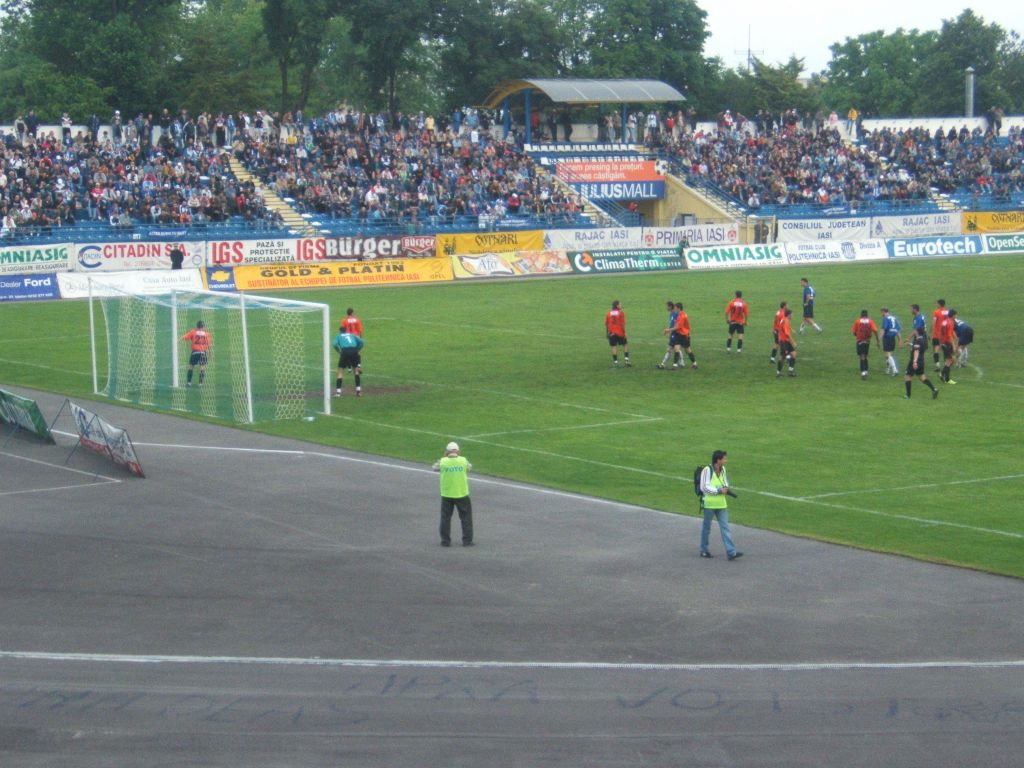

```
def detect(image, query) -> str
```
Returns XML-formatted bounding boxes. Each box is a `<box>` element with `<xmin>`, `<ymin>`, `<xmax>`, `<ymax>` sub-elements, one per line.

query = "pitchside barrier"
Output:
<box><xmin>0</xmin><ymin>388</ymin><xmax>56</xmax><ymax>446</ymax></box>
<box><xmin>51</xmin><ymin>399</ymin><xmax>146</xmax><ymax>478</ymax></box>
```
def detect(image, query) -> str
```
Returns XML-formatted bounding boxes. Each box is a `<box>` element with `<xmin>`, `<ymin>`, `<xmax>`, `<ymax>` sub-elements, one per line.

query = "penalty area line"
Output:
<box><xmin>2</xmin><ymin>650</ymin><xmax>1023</xmax><ymax>673</ymax></box>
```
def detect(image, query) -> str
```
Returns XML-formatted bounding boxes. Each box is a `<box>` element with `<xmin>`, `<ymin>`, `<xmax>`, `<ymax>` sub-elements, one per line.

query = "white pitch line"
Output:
<box><xmin>328</xmin><ymin>413</ymin><xmax>680</xmax><ymax>479</ymax></box>
<box><xmin>1</xmin><ymin>649</ymin><xmax>1023</xmax><ymax>672</ymax></box>
<box><xmin>466</xmin><ymin>417</ymin><xmax>662</xmax><ymax>439</ymax></box>
<box><xmin>0</xmin><ymin>358</ymin><xmax>89</xmax><ymax>377</ymax></box>
<box><xmin>744</xmin><ymin>489</ymin><xmax>1024</xmax><ymax>540</ymax></box>
<box><xmin>802</xmin><ymin>473</ymin><xmax>1024</xmax><ymax>500</ymax></box>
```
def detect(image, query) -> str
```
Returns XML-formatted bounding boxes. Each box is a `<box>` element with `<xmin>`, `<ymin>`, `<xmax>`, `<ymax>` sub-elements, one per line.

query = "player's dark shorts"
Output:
<box><xmin>607</xmin><ymin>334</ymin><xmax>627</xmax><ymax>346</ymax></box>
<box><xmin>882</xmin><ymin>336</ymin><xmax>897</xmax><ymax>352</ymax></box>
<box><xmin>728</xmin><ymin>322</ymin><xmax>745</xmax><ymax>334</ymax></box>
<box><xmin>856</xmin><ymin>340</ymin><xmax>870</xmax><ymax>356</ymax></box>
<box><xmin>958</xmin><ymin>329</ymin><xmax>974</xmax><ymax>345</ymax></box>
<box><xmin>779</xmin><ymin>340</ymin><xmax>795</xmax><ymax>357</ymax></box>
<box><xmin>677</xmin><ymin>335</ymin><xmax>691</xmax><ymax>348</ymax></box>
<box><xmin>772</xmin><ymin>330</ymin><xmax>780</xmax><ymax>344</ymax></box>
<box><xmin>338</xmin><ymin>349</ymin><xmax>361</xmax><ymax>369</ymax></box>
<box><xmin>189</xmin><ymin>351</ymin><xmax>207</xmax><ymax>366</ymax></box>
<box><xmin>931</xmin><ymin>336</ymin><xmax>941</xmax><ymax>347</ymax></box>
<box><xmin>906</xmin><ymin>361</ymin><xmax>925</xmax><ymax>376</ymax></box>
<box><xmin>803</xmin><ymin>304</ymin><xmax>814</xmax><ymax>318</ymax></box>
<box><xmin>669</xmin><ymin>331</ymin><xmax>683</xmax><ymax>347</ymax></box>
<box><xmin>941</xmin><ymin>342</ymin><xmax>954</xmax><ymax>360</ymax></box>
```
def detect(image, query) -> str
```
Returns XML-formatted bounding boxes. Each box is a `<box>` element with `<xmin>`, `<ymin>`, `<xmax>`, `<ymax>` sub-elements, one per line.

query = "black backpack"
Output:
<box><xmin>693</xmin><ymin>465</ymin><xmax>706</xmax><ymax>498</ymax></box>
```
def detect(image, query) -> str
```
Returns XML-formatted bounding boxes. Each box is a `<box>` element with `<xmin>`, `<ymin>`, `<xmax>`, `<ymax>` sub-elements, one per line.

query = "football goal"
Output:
<box><xmin>89</xmin><ymin>283</ymin><xmax>331</xmax><ymax>422</ymax></box>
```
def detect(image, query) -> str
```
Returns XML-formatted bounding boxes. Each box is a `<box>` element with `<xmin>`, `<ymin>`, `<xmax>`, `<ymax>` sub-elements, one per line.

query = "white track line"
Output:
<box><xmin>1</xmin><ymin>649</ymin><xmax>1023</xmax><ymax>672</ymax></box>
<box><xmin>0</xmin><ymin>481</ymin><xmax>120</xmax><ymax>497</ymax></box>
<box><xmin>0</xmin><ymin>450</ymin><xmax>122</xmax><ymax>484</ymax></box>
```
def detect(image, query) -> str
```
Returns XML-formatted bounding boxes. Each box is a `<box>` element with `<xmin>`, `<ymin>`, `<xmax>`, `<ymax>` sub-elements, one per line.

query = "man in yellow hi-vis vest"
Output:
<box><xmin>433</xmin><ymin>441</ymin><xmax>473</xmax><ymax>547</ymax></box>
<box><xmin>699</xmin><ymin>450</ymin><xmax>742</xmax><ymax>560</ymax></box>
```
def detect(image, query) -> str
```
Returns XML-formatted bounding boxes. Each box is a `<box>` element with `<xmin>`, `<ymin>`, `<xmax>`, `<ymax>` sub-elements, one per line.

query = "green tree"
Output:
<box><xmin>1</xmin><ymin>0</ymin><xmax>181</xmax><ymax>117</ymax></box>
<box><xmin>913</xmin><ymin>10</ymin><xmax>1007</xmax><ymax>116</ymax></box>
<box><xmin>585</xmin><ymin>0</ymin><xmax>707</xmax><ymax>92</ymax></box>
<box><xmin>262</xmin><ymin>0</ymin><xmax>346</xmax><ymax>114</ymax></box>
<box><xmin>823</xmin><ymin>29</ymin><xmax>936</xmax><ymax>117</ymax></box>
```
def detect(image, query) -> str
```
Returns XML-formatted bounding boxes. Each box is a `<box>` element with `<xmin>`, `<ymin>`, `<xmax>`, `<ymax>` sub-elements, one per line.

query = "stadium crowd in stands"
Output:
<box><xmin>646</xmin><ymin>107</ymin><xmax>1022</xmax><ymax>212</ymax></box>
<box><xmin>1</xmin><ymin>102</ymin><xmax>1019</xmax><ymax>240</ymax></box>
<box><xmin>0</xmin><ymin>108</ymin><xmax>282</xmax><ymax>239</ymax></box>
<box><xmin>232</xmin><ymin>106</ymin><xmax>585</xmax><ymax>230</ymax></box>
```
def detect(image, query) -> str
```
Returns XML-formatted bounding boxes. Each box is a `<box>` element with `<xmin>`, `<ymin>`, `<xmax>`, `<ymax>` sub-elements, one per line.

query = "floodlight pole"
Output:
<box><xmin>322</xmin><ymin>303</ymin><xmax>331</xmax><ymax>416</ymax></box>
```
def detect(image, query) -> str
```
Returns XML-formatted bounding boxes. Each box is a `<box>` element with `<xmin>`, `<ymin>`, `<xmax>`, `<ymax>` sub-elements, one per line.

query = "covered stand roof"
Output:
<box><xmin>481</xmin><ymin>78</ymin><xmax>685</xmax><ymax>109</ymax></box>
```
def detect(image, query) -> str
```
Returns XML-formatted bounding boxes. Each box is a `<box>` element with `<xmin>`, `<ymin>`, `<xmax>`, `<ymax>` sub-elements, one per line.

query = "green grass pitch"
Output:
<box><xmin>2</xmin><ymin>254</ymin><xmax>1022</xmax><ymax>577</ymax></box>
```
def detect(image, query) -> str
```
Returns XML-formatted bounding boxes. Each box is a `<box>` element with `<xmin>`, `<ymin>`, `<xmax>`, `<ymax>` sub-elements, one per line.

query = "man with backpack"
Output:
<box><xmin>696</xmin><ymin>450</ymin><xmax>742</xmax><ymax>560</ymax></box>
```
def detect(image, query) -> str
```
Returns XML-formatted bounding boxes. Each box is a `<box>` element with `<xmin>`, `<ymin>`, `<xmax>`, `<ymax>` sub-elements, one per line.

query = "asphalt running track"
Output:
<box><xmin>1</xmin><ymin>386</ymin><xmax>1022</xmax><ymax>767</ymax></box>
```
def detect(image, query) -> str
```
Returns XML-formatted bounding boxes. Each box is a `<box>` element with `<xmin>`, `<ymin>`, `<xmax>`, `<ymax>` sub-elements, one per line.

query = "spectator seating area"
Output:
<box><xmin>2</xmin><ymin>106</ymin><xmax>1020</xmax><ymax>244</ymax></box>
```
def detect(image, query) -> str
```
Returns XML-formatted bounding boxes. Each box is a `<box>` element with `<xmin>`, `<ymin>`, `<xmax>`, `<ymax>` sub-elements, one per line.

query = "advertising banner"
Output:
<box><xmin>436</xmin><ymin>231</ymin><xmax>545</xmax><ymax>257</ymax></box>
<box><xmin>557</xmin><ymin>160</ymin><xmax>665</xmax><ymax>200</ymax></box>
<box><xmin>543</xmin><ymin>224</ymin><xmax>740</xmax><ymax>251</ymax></box>
<box><xmin>74</xmin><ymin>241</ymin><xmax>205</xmax><ymax>272</ymax></box>
<box><xmin>886</xmin><ymin>235</ymin><xmax>985</xmax><ymax>259</ymax></box>
<box><xmin>69</xmin><ymin>400</ymin><xmax>145</xmax><ymax>477</ymax></box>
<box><xmin>778</xmin><ymin>217</ymin><xmax>871</xmax><ymax>242</ymax></box>
<box><xmin>870</xmin><ymin>212</ymin><xmax>959</xmax><ymax>239</ymax></box>
<box><xmin>0</xmin><ymin>273</ymin><xmax>61</xmax><ymax>302</ymax></box>
<box><xmin>205</xmin><ymin>266</ymin><xmax>238</xmax><ymax>292</ymax></box>
<box><xmin>327</xmin><ymin>235</ymin><xmax>401</xmax><ymax>260</ymax></box>
<box><xmin>230</xmin><ymin>258</ymin><xmax>454</xmax><ymax>290</ymax></box>
<box><xmin>683</xmin><ymin>244</ymin><xmax>787</xmax><ymax>271</ymax></box>
<box><xmin>0</xmin><ymin>243</ymin><xmax>73</xmax><ymax>275</ymax></box>
<box><xmin>0</xmin><ymin>389</ymin><xmax>55</xmax><ymax>443</ymax></box>
<box><xmin>784</xmin><ymin>240</ymin><xmax>889</xmax><ymax>264</ymax></box>
<box><xmin>984</xmin><ymin>232</ymin><xmax>1024</xmax><ymax>254</ymax></box>
<box><xmin>567</xmin><ymin>249</ymin><xmax>685</xmax><ymax>274</ymax></box>
<box><xmin>963</xmin><ymin>211</ymin><xmax>1024</xmax><ymax>233</ymax></box>
<box><xmin>57</xmin><ymin>269</ymin><xmax>204</xmax><ymax>299</ymax></box>
<box><xmin>451</xmin><ymin>251</ymin><xmax>570</xmax><ymax>279</ymax></box>
<box><xmin>207</xmin><ymin>238</ymin><xmax>326</xmax><ymax>266</ymax></box>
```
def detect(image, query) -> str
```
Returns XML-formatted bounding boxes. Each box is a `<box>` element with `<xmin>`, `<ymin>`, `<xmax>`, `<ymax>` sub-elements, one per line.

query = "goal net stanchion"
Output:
<box><xmin>89</xmin><ymin>281</ymin><xmax>331</xmax><ymax>423</ymax></box>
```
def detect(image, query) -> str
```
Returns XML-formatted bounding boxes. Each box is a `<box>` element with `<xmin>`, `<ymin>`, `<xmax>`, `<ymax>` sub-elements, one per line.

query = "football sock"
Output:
<box><xmin>187</xmin><ymin>369</ymin><xmax>193</xmax><ymax>384</ymax></box>
<box><xmin>336</xmin><ymin>377</ymin><xmax>343</xmax><ymax>389</ymax></box>
<box><xmin>905</xmin><ymin>381</ymin><xmax>912</xmax><ymax>396</ymax></box>
<box><xmin>737</xmin><ymin>340</ymin><xmax>743</xmax><ymax>350</ymax></box>
<box><xmin>688</xmin><ymin>352</ymin><xmax>695</xmax><ymax>363</ymax></box>
<box><xmin>925</xmin><ymin>379</ymin><xmax>936</xmax><ymax>392</ymax></box>
<box><xmin>354</xmin><ymin>373</ymin><xmax>361</xmax><ymax>388</ymax></box>
<box><xmin>198</xmin><ymin>370</ymin><xmax>205</xmax><ymax>384</ymax></box>
<box><xmin>726</xmin><ymin>339</ymin><xmax>732</xmax><ymax>349</ymax></box>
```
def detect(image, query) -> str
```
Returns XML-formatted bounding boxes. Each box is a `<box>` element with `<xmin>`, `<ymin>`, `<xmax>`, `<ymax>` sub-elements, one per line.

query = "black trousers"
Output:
<box><xmin>440</xmin><ymin>496</ymin><xmax>473</xmax><ymax>544</ymax></box>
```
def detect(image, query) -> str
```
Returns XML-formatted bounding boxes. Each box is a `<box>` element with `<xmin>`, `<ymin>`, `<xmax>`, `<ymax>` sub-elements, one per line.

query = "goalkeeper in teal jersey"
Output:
<box><xmin>332</xmin><ymin>330</ymin><xmax>364</xmax><ymax>397</ymax></box>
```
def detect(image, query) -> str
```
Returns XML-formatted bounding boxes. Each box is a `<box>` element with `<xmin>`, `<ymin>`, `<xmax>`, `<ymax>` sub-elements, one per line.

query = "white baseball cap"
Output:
<box><xmin>446</xmin><ymin>442</ymin><xmax>459</xmax><ymax>453</ymax></box>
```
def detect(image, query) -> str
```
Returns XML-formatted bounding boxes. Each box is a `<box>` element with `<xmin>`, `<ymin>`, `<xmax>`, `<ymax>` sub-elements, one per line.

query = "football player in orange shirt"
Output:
<box><xmin>180</xmin><ymin>320</ymin><xmax>212</xmax><ymax>387</ymax></box>
<box><xmin>664</xmin><ymin>302</ymin><xmax>697</xmax><ymax>369</ymax></box>
<box><xmin>604</xmin><ymin>300</ymin><xmax>630</xmax><ymax>366</ymax></box>
<box><xmin>724</xmin><ymin>290</ymin><xmax>749</xmax><ymax>353</ymax></box>
<box><xmin>930</xmin><ymin>298</ymin><xmax>948</xmax><ymax>371</ymax></box>
<box><xmin>851</xmin><ymin>309</ymin><xmax>881</xmax><ymax>379</ymax></box>
<box><xmin>936</xmin><ymin>308</ymin><xmax>960</xmax><ymax>384</ymax></box>
<box><xmin>340</xmin><ymin>307</ymin><xmax>363</xmax><ymax>336</ymax></box>
<box><xmin>770</xmin><ymin>301</ymin><xmax>787</xmax><ymax>363</ymax></box>
<box><xmin>776</xmin><ymin>307</ymin><xmax>797</xmax><ymax>377</ymax></box>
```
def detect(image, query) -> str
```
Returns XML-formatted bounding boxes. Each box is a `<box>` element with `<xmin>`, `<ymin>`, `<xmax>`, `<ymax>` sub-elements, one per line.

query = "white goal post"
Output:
<box><xmin>89</xmin><ymin>282</ymin><xmax>331</xmax><ymax>422</ymax></box>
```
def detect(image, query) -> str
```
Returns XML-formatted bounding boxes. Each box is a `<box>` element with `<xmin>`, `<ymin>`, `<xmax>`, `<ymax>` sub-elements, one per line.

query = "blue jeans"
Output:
<box><xmin>701</xmin><ymin>505</ymin><xmax>736</xmax><ymax>556</ymax></box>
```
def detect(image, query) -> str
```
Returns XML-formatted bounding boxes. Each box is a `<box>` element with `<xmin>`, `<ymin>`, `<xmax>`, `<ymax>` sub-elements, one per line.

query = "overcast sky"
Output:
<box><xmin>701</xmin><ymin>2</ymin><xmax>1021</xmax><ymax>75</ymax></box>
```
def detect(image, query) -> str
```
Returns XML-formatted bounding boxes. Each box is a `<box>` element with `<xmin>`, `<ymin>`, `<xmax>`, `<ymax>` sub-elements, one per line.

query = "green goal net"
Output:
<box><xmin>89</xmin><ymin>284</ymin><xmax>331</xmax><ymax>422</ymax></box>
